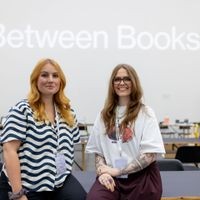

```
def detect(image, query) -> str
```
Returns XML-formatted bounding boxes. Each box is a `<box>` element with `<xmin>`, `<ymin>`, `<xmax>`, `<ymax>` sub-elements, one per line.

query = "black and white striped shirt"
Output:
<box><xmin>0</xmin><ymin>99</ymin><xmax>80</xmax><ymax>192</ymax></box>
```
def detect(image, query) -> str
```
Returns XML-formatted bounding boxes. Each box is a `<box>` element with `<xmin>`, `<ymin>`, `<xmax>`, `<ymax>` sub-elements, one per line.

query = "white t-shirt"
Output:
<box><xmin>86</xmin><ymin>105</ymin><xmax>165</xmax><ymax>167</ymax></box>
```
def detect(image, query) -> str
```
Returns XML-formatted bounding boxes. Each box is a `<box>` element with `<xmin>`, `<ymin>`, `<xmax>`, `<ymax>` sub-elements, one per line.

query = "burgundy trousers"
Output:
<box><xmin>87</xmin><ymin>161</ymin><xmax>162</xmax><ymax>200</ymax></box>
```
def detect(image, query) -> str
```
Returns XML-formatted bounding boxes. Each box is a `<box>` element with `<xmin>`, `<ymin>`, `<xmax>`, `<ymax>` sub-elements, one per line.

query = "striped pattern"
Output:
<box><xmin>0</xmin><ymin>99</ymin><xmax>80</xmax><ymax>192</ymax></box>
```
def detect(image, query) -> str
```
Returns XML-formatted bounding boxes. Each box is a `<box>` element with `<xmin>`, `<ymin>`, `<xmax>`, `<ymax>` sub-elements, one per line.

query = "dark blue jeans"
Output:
<box><xmin>0</xmin><ymin>172</ymin><xmax>86</xmax><ymax>200</ymax></box>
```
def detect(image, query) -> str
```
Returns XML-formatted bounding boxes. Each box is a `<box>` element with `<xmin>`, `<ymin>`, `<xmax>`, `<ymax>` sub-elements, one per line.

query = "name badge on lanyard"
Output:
<box><xmin>54</xmin><ymin>105</ymin><xmax>66</xmax><ymax>175</ymax></box>
<box><xmin>55</xmin><ymin>153</ymin><xmax>67</xmax><ymax>175</ymax></box>
<box><xmin>114</xmin><ymin>157</ymin><xmax>128</xmax><ymax>178</ymax></box>
<box><xmin>115</xmin><ymin>116</ymin><xmax>128</xmax><ymax>178</ymax></box>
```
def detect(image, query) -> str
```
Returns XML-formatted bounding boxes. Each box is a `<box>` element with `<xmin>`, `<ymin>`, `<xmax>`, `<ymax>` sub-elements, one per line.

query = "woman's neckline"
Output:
<box><xmin>116</xmin><ymin>105</ymin><xmax>127</xmax><ymax>120</ymax></box>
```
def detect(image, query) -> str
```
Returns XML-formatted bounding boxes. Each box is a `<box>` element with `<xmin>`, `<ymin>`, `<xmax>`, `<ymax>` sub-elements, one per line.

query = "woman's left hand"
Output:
<box><xmin>98</xmin><ymin>173</ymin><xmax>116</xmax><ymax>192</ymax></box>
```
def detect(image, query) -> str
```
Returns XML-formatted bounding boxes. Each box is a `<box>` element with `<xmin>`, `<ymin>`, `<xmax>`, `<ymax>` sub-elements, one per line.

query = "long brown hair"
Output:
<box><xmin>101</xmin><ymin>64</ymin><xmax>143</xmax><ymax>133</ymax></box>
<box><xmin>28</xmin><ymin>58</ymin><xmax>74</xmax><ymax>126</ymax></box>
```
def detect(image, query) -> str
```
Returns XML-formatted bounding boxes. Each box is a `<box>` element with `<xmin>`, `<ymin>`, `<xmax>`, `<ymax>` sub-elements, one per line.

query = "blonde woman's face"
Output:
<box><xmin>37</xmin><ymin>63</ymin><xmax>61</xmax><ymax>98</ymax></box>
<box><xmin>113</xmin><ymin>68</ymin><xmax>132</xmax><ymax>99</ymax></box>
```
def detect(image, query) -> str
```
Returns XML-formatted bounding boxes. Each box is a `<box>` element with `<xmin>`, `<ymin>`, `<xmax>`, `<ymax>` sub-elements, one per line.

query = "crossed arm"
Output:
<box><xmin>95</xmin><ymin>152</ymin><xmax>157</xmax><ymax>192</ymax></box>
<box><xmin>95</xmin><ymin>152</ymin><xmax>157</xmax><ymax>177</ymax></box>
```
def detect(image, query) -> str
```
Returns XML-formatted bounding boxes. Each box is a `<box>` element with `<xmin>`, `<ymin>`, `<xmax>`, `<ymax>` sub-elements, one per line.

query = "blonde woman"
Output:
<box><xmin>0</xmin><ymin>59</ymin><xmax>86</xmax><ymax>200</ymax></box>
<box><xmin>86</xmin><ymin>64</ymin><xmax>165</xmax><ymax>200</ymax></box>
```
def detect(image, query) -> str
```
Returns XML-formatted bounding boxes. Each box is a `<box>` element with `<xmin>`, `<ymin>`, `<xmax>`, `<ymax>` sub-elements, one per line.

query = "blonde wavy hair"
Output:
<box><xmin>101</xmin><ymin>64</ymin><xmax>143</xmax><ymax>133</ymax></box>
<box><xmin>28</xmin><ymin>58</ymin><xmax>74</xmax><ymax>127</ymax></box>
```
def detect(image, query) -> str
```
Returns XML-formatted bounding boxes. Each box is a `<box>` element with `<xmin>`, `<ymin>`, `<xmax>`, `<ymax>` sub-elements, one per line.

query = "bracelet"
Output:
<box><xmin>8</xmin><ymin>188</ymin><xmax>27</xmax><ymax>200</ymax></box>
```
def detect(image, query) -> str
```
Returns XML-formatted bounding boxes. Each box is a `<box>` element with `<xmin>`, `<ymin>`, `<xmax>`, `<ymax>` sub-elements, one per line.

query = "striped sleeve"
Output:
<box><xmin>1</xmin><ymin>102</ymin><xmax>27</xmax><ymax>143</ymax></box>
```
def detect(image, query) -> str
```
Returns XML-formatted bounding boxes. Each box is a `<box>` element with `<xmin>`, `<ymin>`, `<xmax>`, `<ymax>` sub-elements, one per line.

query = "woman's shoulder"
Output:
<box><xmin>10</xmin><ymin>99</ymin><xmax>31</xmax><ymax>113</ymax></box>
<box><xmin>69</xmin><ymin>107</ymin><xmax>77</xmax><ymax>118</ymax></box>
<box><xmin>15</xmin><ymin>99</ymin><xmax>29</xmax><ymax>106</ymax></box>
<box><xmin>70</xmin><ymin>107</ymin><xmax>75</xmax><ymax>113</ymax></box>
<box><xmin>14</xmin><ymin>99</ymin><xmax>29</xmax><ymax>107</ymax></box>
<box><xmin>96</xmin><ymin>111</ymin><xmax>104</xmax><ymax>122</ymax></box>
<box><xmin>140</xmin><ymin>104</ymin><xmax>156</xmax><ymax>118</ymax></box>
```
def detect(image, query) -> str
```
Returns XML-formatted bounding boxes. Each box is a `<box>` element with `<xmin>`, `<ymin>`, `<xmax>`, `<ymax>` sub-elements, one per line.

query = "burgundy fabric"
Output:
<box><xmin>86</xmin><ymin>161</ymin><xmax>162</xmax><ymax>200</ymax></box>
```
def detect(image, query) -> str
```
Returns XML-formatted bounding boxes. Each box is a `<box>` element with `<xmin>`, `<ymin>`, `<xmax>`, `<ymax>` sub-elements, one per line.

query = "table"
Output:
<box><xmin>164</xmin><ymin>137</ymin><xmax>200</xmax><ymax>151</ymax></box>
<box><xmin>163</xmin><ymin>138</ymin><xmax>200</xmax><ymax>145</ymax></box>
<box><xmin>73</xmin><ymin>171</ymin><xmax>200</xmax><ymax>198</ymax></box>
<box><xmin>163</xmin><ymin>137</ymin><xmax>200</xmax><ymax>159</ymax></box>
<box><xmin>160</xmin><ymin>123</ymin><xmax>195</xmax><ymax>138</ymax></box>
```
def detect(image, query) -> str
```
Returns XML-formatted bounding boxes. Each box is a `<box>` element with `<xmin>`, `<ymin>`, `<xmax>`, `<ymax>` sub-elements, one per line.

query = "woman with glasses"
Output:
<box><xmin>86</xmin><ymin>64</ymin><xmax>165</xmax><ymax>200</ymax></box>
<box><xmin>0</xmin><ymin>58</ymin><xmax>86</xmax><ymax>200</ymax></box>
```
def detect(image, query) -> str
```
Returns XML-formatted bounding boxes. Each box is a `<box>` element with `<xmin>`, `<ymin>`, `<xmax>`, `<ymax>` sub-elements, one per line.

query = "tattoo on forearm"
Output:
<box><xmin>121</xmin><ymin>153</ymin><xmax>157</xmax><ymax>175</ymax></box>
<box><xmin>95</xmin><ymin>154</ymin><xmax>106</xmax><ymax>175</ymax></box>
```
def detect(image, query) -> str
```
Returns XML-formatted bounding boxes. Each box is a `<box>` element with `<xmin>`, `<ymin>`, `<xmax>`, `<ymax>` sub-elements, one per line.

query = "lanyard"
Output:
<box><xmin>54</xmin><ymin>105</ymin><xmax>61</xmax><ymax>152</ymax></box>
<box><xmin>115</xmin><ymin>106</ymin><xmax>128</xmax><ymax>157</ymax></box>
<box><xmin>55</xmin><ymin>105</ymin><xmax>60</xmax><ymax>133</ymax></box>
<box><xmin>115</xmin><ymin>117</ymin><xmax>122</xmax><ymax>157</ymax></box>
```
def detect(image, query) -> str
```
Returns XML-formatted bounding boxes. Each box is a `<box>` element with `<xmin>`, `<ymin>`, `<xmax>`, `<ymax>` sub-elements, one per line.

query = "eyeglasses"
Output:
<box><xmin>113</xmin><ymin>76</ymin><xmax>131</xmax><ymax>85</ymax></box>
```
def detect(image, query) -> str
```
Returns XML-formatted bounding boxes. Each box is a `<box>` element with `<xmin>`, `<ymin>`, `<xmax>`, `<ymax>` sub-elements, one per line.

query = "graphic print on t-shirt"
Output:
<box><xmin>108</xmin><ymin>126</ymin><xmax>133</xmax><ymax>143</ymax></box>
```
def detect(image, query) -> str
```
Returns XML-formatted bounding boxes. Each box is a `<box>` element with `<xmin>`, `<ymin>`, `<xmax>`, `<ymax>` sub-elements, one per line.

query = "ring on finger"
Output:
<box><xmin>108</xmin><ymin>178</ymin><xmax>112</xmax><ymax>183</ymax></box>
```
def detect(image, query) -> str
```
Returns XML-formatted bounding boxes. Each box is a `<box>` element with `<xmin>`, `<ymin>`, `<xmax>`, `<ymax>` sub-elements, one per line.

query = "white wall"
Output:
<box><xmin>0</xmin><ymin>0</ymin><xmax>200</xmax><ymax>123</ymax></box>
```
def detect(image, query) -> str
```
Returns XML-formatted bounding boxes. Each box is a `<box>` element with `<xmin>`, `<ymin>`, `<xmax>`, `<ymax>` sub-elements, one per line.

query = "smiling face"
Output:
<box><xmin>113</xmin><ymin>67</ymin><xmax>132</xmax><ymax>105</ymax></box>
<box><xmin>37</xmin><ymin>63</ymin><xmax>61</xmax><ymax>99</ymax></box>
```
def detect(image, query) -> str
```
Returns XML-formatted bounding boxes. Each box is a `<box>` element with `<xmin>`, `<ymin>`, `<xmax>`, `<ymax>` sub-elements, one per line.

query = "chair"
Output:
<box><xmin>175</xmin><ymin>146</ymin><xmax>200</xmax><ymax>168</ymax></box>
<box><xmin>78</xmin><ymin>123</ymin><xmax>89</xmax><ymax>137</ymax></box>
<box><xmin>159</xmin><ymin>122</ymin><xmax>175</xmax><ymax>138</ymax></box>
<box><xmin>178</xmin><ymin>125</ymin><xmax>192</xmax><ymax>138</ymax></box>
<box><xmin>157</xmin><ymin>159</ymin><xmax>184</xmax><ymax>171</ymax></box>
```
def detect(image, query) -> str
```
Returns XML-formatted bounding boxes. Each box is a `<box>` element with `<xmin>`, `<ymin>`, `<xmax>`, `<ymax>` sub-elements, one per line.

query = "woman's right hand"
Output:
<box><xmin>98</xmin><ymin>173</ymin><xmax>116</xmax><ymax>192</ymax></box>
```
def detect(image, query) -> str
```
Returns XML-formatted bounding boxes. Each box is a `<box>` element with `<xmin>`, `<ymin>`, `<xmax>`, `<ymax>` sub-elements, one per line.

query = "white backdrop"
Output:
<box><xmin>0</xmin><ymin>0</ymin><xmax>200</xmax><ymax>124</ymax></box>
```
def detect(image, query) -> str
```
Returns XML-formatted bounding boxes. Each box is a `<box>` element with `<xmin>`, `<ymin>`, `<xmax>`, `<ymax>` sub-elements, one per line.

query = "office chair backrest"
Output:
<box><xmin>175</xmin><ymin>146</ymin><xmax>200</xmax><ymax>165</ymax></box>
<box><xmin>78</xmin><ymin>123</ymin><xmax>87</xmax><ymax>131</ymax></box>
<box><xmin>157</xmin><ymin>159</ymin><xmax>184</xmax><ymax>171</ymax></box>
